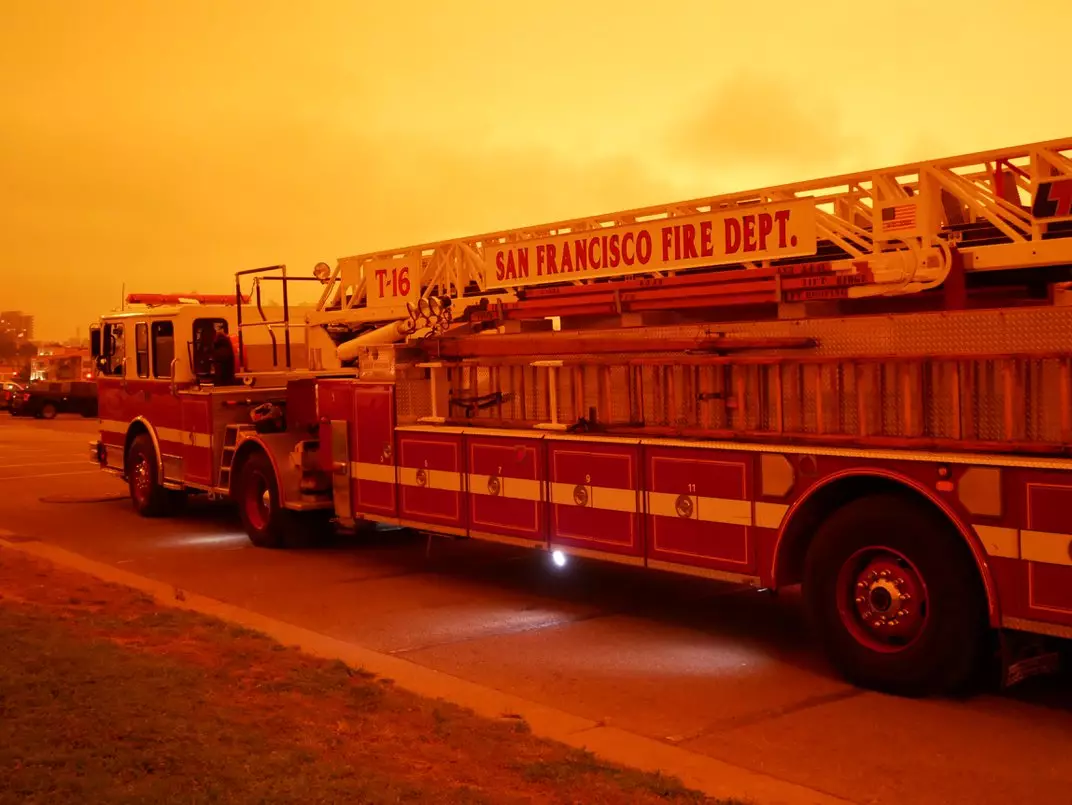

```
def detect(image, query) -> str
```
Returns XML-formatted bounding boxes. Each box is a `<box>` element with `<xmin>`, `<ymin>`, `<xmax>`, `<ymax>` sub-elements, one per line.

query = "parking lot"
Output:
<box><xmin>2</xmin><ymin>414</ymin><xmax>1071</xmax><ymax>805</ymax></box>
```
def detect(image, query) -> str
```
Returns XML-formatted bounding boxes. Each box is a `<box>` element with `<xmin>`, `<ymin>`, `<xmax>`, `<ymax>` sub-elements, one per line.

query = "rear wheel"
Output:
<box><xmin>803</xmin><ymin>493</ymin><xmax>988</xmax><ymax>697</ymax></box>
<box><xmin>235</xmin><ymin>450</ymin><xmax>332</xmax><ymax>549</ymax></box>
<box><xmin>126</xmin><ymin>433</ymin><xmax>183</xmax><ymax>517</ymax></box>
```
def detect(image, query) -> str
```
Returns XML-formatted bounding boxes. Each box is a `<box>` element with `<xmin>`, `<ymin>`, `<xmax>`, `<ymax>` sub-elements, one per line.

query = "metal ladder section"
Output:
<box><xmin>217</xmin><ymin>424</ymin><xmax>256</xmax><ymax>489</ymax></box>
<box><xmin>421</xmin><ymin>352</ymin><xmax>1072</xmax><ymax>455</ymax></box>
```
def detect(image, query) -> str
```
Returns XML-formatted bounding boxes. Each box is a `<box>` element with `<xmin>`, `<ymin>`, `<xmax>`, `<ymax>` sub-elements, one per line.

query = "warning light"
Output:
<box><xmin>551</xmin><ymin>550</ymin><xmax>568</xmax><ymax>568</ymax></box>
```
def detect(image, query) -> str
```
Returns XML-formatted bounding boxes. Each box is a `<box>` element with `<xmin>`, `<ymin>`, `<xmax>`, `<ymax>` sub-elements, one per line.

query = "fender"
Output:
<box><xmin>229</xmin><ymin>432</ymin><xmax>287</xmax><ymax>503</ymax></box>
<box><xmin>771</xmin><ymin>467</ymin><xmax>1001</xmax><ymax>626</ymax></box>
<box><xmin>124</xmin><ymin>416</ymin><xmax>165</xmax><ymax>481</ymax></box>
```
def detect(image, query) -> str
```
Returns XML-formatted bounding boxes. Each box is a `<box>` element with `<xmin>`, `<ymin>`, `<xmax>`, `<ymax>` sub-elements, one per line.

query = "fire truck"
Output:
<box><xmin>90</xmin><ymin>138</ymin><xmax>1072</xmax><ymax>696</ymax></box>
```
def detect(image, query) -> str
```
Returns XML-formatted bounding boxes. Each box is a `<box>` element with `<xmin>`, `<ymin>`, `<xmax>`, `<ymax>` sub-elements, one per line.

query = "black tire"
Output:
<box><xmin>40</xmin><ymin>402</ymin><xmax>57</xmax><ymax>419</ymax></box>
<box><xmin>803</xmin><ymin>493</ymin><xmax>988</xmax><ymax>697</ymax></box>
<box><xmin>126</xmin><ymin>433</ymin><xmax>179</xmax><ymax>517</ymax></box>
<box><xmin>235</xmin><ymin>450</ymin><xmax>331</xmax><ymax>549</ymax></box>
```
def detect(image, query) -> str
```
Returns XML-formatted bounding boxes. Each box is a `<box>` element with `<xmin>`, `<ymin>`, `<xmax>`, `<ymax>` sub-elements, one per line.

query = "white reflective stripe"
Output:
<box><xmin>1020</xmin><ymin>529</ymin><xmax>1072</xmax><ymax>567</ymax></box>
<box><xmin>98</xmin><ymin>419</ymin><xmax>211</xmax><ymax>449</ymax></box>
<box><xmin>974</xmin><ymin>525</ymin><xmax>1020</xmax><ymax>559</ymax></box>
<box><xmin>158</xmin><ymin>427</ymin><xmax>212</xmax><ymax>449</ymax></box>
<box><xmin>398</xmin><ymin>466</ymin><xmax>462</xmax><ymax>492</ymax></box>
<box><xmin>468</xmin><ymin>474</ymin><xmax>542</xmax><ymax>501</ymax></box>
<box><xmin>973</xmin><ymin>525</ymin><xmax>1072</xmax><ymax>564</ymax></box>
<box><xmin>647</xmin><ymin>491</ymin><xmax>751</xmax><ymax>526</ymax></box>
<box><xmin>754</xmin><ymin>501</ymin><xmax>789</xmax><ymax>530</ymax></box>
<box><xmin>351</xmin><ymin>461</ymin><xmax>396</xmax><ymax>484</ymax></box>
<box><xmin>549</xmin><ymin>482</ymin><xmax>637</xmax><ymax>513</ymax></box>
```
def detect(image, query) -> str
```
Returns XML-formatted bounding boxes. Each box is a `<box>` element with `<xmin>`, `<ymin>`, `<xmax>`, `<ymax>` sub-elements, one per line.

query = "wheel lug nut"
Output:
<box><xmin>896</xmin><ymin>577</ymin><xmax>905</xmax><ymax>585</ymax></box>
<box><xmin>898</xmin><ymin>609</ymin><xmax>908</xmax><ymax>617</ymax></box>
<box><xmin>902</xmin><ymin>594</ymin><xmax>912</xmax><ymax>602</ymax></box>
<box><xmin>872</xmin><ymin>620</ymin><xmax>883</xmax><ymax>628</ymax></box>
<box><xmin>879</xmin><ymin>570</ymin><xmax>890</xmax><ymax>578</ymax></box>
<box><xmin>856</xmin><ymin>581</ymin><xmax>867</xmax><ymax>589</ymax></box>
<box><xmin>855</xmin><ymin>596</ymin><xmax>865</xmax><ymax>604</ymax></box>
<box><xmin>889</xmin><ymin>619</ymin><xmax>899</xmax><ymax>626</ymax></box>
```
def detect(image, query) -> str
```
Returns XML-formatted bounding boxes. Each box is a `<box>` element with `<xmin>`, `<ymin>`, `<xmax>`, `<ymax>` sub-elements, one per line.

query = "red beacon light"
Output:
<box><xmin>125</xmin><ymin>292</ymin><xmax>251</xmax><ymax>307</ymax></box>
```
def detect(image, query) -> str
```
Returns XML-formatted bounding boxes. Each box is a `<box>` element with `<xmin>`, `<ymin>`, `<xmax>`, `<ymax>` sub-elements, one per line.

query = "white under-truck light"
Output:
<box><xmin>551</xmin><ymin>550</ymin><xmax>568</xmax><ymax>568</ymax></box>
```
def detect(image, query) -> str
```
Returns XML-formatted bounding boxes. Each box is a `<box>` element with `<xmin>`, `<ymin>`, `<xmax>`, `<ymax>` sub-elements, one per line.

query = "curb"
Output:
<box><xmin>0</xmin><ymin>535</ymin><xmax>854</xmax><ymax>805</ymax></box>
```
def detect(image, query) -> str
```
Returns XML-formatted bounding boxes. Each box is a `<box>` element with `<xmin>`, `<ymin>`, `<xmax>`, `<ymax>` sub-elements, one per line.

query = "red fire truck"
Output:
<box><xmin>90</xmin><ymin>138</ymin><xmax>1072</xmax><ymax>696</ymax></box>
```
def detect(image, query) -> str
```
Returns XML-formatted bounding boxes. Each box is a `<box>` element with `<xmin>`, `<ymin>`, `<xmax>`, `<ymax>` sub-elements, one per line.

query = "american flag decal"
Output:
<box><xmin>881</xmin><ymin>203</ymin><xmax>916</xmax><ymax>232</ymax></box>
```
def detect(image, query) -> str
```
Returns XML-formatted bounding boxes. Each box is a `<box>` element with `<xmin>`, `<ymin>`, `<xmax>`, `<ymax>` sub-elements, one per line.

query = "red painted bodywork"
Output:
<box><xmin>548</xmin><ymin>440</ymin><xmax>641</xmax><ymax>558</ymax></box>
<box><xmin>98</xmin><ymin>376</ymin><xmax>188</xmax><ymax>461</ymax></box>
<box><xmin>467</xmin><ymin>435</ymin><xmax>545</xmax><ymax>543</ymax></box>
<box><xmin>1001</xmin><ymin>469</ymin><xmax>1072</xmax><ymax>626</ymax></box>
<box><xmin>352</xmin><ymin>384</ymin><xmax>397</xmax><ymax>516</ymax></box>
<box><xmin>181</xmin><ymin>395</ymin><xmax>214</xmax><ymax>485</ymax></box>
<box><xmin>286</xmin><ymin>378</ymin><xmax>320</xmax><ymax>434</ymax></box>
<box><xmin>398</xmin><ymin>432</ymin><xmax>465</xmax><ymax>529</ymax></box>
<box><xmin>644</xmin><ymin>446</ymin><xmax>755</xmax><ymax>574</ymax></box>
<box><xmin>101</xmin><ymin>368</ymin><xmax>1072</xmax><ymax>638</ymax></box>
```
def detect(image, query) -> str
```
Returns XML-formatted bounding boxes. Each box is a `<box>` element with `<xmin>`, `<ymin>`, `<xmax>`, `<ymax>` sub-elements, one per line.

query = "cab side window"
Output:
<box><xmin>192</xmin><ymin>318</ymin><xmax>228</xmax><ymax>378</ymax></box>
<box><xmin>152</xmin><ymin>321</ymin><xmax>175</xmax><ymax>378</ymax></box>
<box><xmin>135</xmin><ymin>323</ymin><xmax>149</xmax><ymax>378</ymax></box>
<box><xmin>102</xmin><ymin>322</ymin><xmax>126</xmax><ymax>376</ymax></box>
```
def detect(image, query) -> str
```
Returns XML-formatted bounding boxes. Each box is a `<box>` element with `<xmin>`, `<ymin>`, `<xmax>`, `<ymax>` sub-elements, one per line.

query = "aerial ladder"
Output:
<box><xmin>298</xmin><ymin>138</ymin><xmax>1072</xmax><ymax>456</ymax></box>
<box><xmin>309</xmin><ymin>137</ymin><xmax>1072</xmax><ymax>331</ymax></box>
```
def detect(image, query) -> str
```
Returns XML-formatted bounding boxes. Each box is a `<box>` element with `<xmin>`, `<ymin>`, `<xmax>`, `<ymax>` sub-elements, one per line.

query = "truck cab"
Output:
<box><xmin>88</xmin><ymin>294</ymin><xmax>327</xmax><ymax>516</ymax></box>
<box><xmin>91</xmin><ymin>309</ymin><xmax>239</xmax><ymax>389</ymax></box>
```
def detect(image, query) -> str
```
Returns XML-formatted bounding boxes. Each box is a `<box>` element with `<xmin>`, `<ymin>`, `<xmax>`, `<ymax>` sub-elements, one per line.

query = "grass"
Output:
<box><xmin>0</xmin><ymin>550</ymin><xmax>743</xmax><ymax>805</ymax></box>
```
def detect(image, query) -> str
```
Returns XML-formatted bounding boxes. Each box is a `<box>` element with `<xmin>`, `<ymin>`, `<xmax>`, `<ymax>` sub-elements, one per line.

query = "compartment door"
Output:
<box><xmin>397</xmin><ymin>430</ymin><xmax>465</xmax><ymax>532</ymax></box>
<box><xmin>547</xmin><ymin>438</ymin><xmax>642</xmax><ymax>559</ymax></box>
<box><xmin>644</xmin><ymin>445</ymin><xmax>756</xmax><ymax>574</ymax></box>
<box><xmin>467</xmin><ymin>433</ymin><xmax>546</xmax><ymax>546</ymax></box>
<box><xmin>352</xmin><ymin>383</ymin><xmax>398</xmax><ymax>517</ymax></box>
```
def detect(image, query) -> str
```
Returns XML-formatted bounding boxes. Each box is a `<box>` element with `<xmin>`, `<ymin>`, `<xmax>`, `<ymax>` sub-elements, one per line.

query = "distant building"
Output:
<box><xmin>0</xmin><ymin>311</ymin><xmax>34</xmax><ymax>342</ymax></box>
<box><xmin>31</xmin><ymin>344</ymin><xmax>93</xmax><ymax>382</ymax></box>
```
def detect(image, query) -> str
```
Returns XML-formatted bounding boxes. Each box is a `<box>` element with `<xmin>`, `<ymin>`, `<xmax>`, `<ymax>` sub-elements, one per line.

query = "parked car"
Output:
<box><xmin>1</xmin><ymin>381</ymin><xmax>24</xmax><ymax>411</ymax></box>
<box><xmin>9</xmin><ymin>380</ymin><xmax>98</xmax><ymax>419</ymax></box>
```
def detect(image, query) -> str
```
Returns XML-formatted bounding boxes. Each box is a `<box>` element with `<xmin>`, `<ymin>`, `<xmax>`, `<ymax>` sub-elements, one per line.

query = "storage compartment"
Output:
<box><xmin>547</xmin><ymin>438</ymin><xmax>641</xmax><ymax>558</ymax></box>
<box><xmin>467</xmin><ymin>433</ymin><xmax>545</xmax><ymax>544</ymax></box>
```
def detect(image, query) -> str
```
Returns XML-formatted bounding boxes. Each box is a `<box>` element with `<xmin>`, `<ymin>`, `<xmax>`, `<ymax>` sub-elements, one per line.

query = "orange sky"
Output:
<box><xmin>2</xmin><ymin>0</ymin><xmax>1069</xmax><ymax>340</ymax></box>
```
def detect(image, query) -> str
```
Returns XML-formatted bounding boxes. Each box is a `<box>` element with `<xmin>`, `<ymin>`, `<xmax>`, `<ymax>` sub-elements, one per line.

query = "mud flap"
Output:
<box><xmin>999</xmin><ymin>629</ymin><xmax>1062</xmax><ymax>688</ymax></box>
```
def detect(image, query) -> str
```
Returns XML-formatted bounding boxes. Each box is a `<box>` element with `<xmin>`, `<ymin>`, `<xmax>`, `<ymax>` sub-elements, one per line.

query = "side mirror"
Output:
<box><xmin>170</xmin><ymin>358</ymin><xmax>178</xmax><ymax>396</ymax></box>
<box><xmin>90</xmin><ymin>326</ymin><xmax>101</xmax><ymax>358</ymax></box>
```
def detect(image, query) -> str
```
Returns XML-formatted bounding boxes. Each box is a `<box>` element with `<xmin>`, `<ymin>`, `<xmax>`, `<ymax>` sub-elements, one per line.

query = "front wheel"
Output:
<box><xmin>126</xmin><ymin>433</ymin><xmax>184</xmax><ymax>517</ymax></box>
<box><xmin>235</xmin><ymin>450</ymin><xmax>331</xmax><ymax>549</ymax></box>
<box><xmin>803</xmin><ymin>493</ymin><xmax>988</xmax><ymax>697</ymax></box>
<box><xmin>39</xmin><ymin>402</ymin><xmax>57</xmax><ymax>419</ymax></box>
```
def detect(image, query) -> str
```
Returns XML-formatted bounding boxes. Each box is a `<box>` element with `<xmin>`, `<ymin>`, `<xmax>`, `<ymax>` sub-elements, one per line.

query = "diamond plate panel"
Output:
<box><xmin>396</xmin><ymin>370</ymin><xmax>432</xmax><ymax>423</ymax></box>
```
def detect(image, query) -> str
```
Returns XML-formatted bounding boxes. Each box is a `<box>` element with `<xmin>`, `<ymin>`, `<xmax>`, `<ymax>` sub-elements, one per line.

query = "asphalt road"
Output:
<box><xmin>2</xmin><ymin>414</ymin><xmax>1070</xmax><ymax>804</ymax></box>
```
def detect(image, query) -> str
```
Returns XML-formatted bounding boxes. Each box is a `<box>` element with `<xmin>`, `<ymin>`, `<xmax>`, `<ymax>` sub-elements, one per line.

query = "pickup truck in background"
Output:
<box><xmin>1</xmin><ymin>381</ymin><xmax>25</xmax><ymax>412</ymax></box>
<box><xmin>9</xmin><ymin>380</ymin><xmax>98</xmax><ymax>419</ymax></box>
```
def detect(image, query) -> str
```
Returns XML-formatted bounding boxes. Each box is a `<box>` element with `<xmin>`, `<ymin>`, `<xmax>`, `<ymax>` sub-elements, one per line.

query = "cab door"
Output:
<box><xmin>134</xmin><ymin>319</ymin><xmax>185</xmax><ymax>482</ymax></box>
<box><xmin>95</xmin><ymin>320</ymin><xmax>129</xmax><ymax>469</ymax></box>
